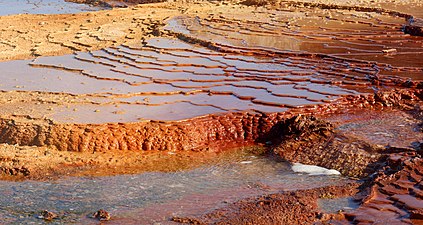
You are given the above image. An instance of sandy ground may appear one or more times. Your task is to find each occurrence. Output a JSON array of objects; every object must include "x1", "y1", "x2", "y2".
[
  {"x1": 0, "y1": 1, "x2": 250, "y2": 61},
  {"x1": 1, "y1": 0, "x2": 422, "y2": 61},
  {"x1": 0, "y1": 2, "x2": 176, "y2": 60}
]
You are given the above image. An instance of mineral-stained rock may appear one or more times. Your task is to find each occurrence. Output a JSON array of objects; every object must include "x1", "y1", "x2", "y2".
[
  {"x1": 171, "y1": 183, "x2": 359, "y2": 225},
  {"x1": 38, "y1": 210, "x2": 58, "y2": 221},
  {"x1": 270, "y1": 115, "x2": 386, "y2": 178},
  {"x1": 0, "y1": 0, "x2": 422, "y2": 223},
  {"x1": 93, "y1": 209, "x2": 111, "y2": 221},
  {"x1": 343, "y1": 154, "x2": 423, "y2": 224}
]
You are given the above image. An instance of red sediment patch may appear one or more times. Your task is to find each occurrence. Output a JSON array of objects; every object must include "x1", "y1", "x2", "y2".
[
  {"x1": 0, "y1": 88, "x2": 421, "y2": 223},
  {"x1": 344, "y1": 154, "x2": 423, "y2": 224},
  {"x1": 172, "y1": 183, "x2": 360, "y2": 225}
]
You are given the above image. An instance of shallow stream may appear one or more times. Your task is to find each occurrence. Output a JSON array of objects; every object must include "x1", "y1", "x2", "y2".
[{"x1": 0, "y1": 149, "x2": 352, "y2": 224}]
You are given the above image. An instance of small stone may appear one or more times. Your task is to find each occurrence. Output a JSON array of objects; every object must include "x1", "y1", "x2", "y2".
[
  {"x1": 112, "y1": 110, "x2": 126, "y2": 115},
  {"x1": 38, "y1": 210, "x2": 57, "y2": 221},
  {"x1": 93, "y1": 209, "x2": 111, "y2": 221},
  {"x1": 382, "y1": 48, "x2": 397, "y2": 54}
]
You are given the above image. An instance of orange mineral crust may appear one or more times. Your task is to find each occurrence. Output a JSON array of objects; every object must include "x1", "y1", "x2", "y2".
[{"x1": 0, "y1": 0, "x2": 422, "y2": 224}]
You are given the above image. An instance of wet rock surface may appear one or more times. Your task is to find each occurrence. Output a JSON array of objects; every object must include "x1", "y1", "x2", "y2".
[
  {"x1": 0, "y1": 91, "x2": 421, "y2": 223},
  {"x1": 343, "y1": 153, "x2": 423, "y2": 224},
  {"x1": 271, "y1": 115, "x2": 385, "y2": 178},
  {"x1": 172, "y1": 183, "x2": 359, "y2": 225},
  {"x1": 0, "y1": 147, "x2": 354, "y2": 224},
  {"x1": 0, "y1": 0, "x2": 422, "y2": 224},
  {"x1": 168, "y1": 100, "x2": 423, "y2": 224}
]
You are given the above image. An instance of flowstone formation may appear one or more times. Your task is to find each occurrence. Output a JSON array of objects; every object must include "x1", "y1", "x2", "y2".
[{"x1": 0, "y1": 0, "x2": 422, "y2": 224}]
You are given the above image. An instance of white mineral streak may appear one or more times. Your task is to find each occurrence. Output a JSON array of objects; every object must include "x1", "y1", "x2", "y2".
[{"x1": 291, "y1": 162, "x2": 341, "y2": 175}]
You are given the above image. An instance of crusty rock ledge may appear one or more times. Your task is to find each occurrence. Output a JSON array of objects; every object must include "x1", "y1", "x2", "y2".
[
  {"x1": 0, "y1": 89, "x2": 420, "y2": 154},
  {"x1": 168, "y1": 88, "x2": 423, "y2": 225}
]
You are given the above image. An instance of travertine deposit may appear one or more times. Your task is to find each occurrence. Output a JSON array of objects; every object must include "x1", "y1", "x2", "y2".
[{"x1": 0, "y1": 0, "x2": 422, "y2": 224}]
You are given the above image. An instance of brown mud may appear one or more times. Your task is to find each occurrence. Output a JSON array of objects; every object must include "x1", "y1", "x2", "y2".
[{"x1": 0, "y1": 0, "x2": 423, "y2": 224}]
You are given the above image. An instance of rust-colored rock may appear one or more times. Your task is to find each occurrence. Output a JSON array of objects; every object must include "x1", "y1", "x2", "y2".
[
  {"x1": 0, "y1": 0, "x2": 422, "y2": 224},
  {"x1": 343, "y1": 154, "x2": 423, "y2": 224},
  {"x1": 172, "y1": 183, "x2": 359, "y2": 225},
  {"x1": 93, "y1": 209, "x2": 111, "y2": 221},
  {"x1": 0, "y1": 89, "x2": 419, "y2": 155},
  {"x1": 166, "y1": 99, "x2": 423, "y2": 224},
  {"x1": 38, "y1": 210, "x2": 58, "y2": 221},
  {"x1": 271, "y1": 115, "x2": 386, "y2": 178}
]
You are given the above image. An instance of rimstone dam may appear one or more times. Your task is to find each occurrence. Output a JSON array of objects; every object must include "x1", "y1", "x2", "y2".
[{"x1": 0, "y1": 0, "x2": 422, "y2": 224}]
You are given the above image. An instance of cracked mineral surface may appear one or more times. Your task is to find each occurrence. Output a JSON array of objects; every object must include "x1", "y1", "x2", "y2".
[{"x1": 0, "y1": 0, "x2": 422, "y2": 224}]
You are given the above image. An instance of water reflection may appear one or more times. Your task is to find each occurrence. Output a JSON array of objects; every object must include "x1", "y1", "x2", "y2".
[
  {"x1": 0, "y1": 151, "x2": 351, "y2": 224},
  {"x1": 0, "y1": 0, "x2": 105, "y2": 16}
]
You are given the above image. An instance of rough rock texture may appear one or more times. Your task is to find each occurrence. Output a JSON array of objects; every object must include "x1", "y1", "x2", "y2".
[
  {"x1": 1, "y1": 0, "x2": 423, "y2": 62},
  {"x1": 240, "y1": 0, "x2": 423, "y2": 37},
  {"x1": 0, "y1": 2, "x2": 181, "y2": 61},
  {"x1": 0, "y1": 112, "x2": 282, "y2": 153},
  {"x1": 165, "y1": 88, "x2": 423, "y2": 224},
  {"x1": 344, "y1": 153, "x2": 423, "y2": 224},
  {"x1": 0, "y1": 89, "x2": 419, "y2": 181},
  {"x1": 0, "y1": 89, "x2": 419, "y2": 154},
  {"x1": 242, "y1": 0, "x2": 421, "y2": 20},
  {"x1": 172, "y1": 183, "x2": 359, "y2": 225},
  {"x1": 0, "y1": 0, "x2": 422, "y2": 223},
  {"x1": 271, "y1": 115, "x2": 386, "y2": 178}
]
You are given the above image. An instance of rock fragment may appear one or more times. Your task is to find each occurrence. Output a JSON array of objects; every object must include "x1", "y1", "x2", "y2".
[
  {"x1": 93, "y1": 209, "x2": 111, "y2": 221},
  {"x1": 37, "y1": 210, "x2": 58, "y2": 221}
]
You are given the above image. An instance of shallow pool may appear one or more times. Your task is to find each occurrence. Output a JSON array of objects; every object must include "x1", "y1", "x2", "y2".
[
  {"x1": 0, "y1": 0, "x2": 105, "y2": 16},
  {"x1": 0, "y1": 149, "x2": 352, "y2": 224}
]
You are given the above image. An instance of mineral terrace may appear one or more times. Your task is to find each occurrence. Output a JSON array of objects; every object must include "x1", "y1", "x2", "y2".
[{"x1": 0, "y1": 0, "x2": 422, "y2": 224}]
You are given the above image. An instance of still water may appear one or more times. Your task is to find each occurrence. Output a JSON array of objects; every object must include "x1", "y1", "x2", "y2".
[
  {"x1": 0, "y1": 150, "x2": 351, "y2": 224},
  {"x1": 0, "y1": 0, "x2": 104, "y2": 16}
]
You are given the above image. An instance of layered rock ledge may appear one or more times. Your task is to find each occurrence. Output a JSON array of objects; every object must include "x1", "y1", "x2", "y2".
[{"x1": 0, "y1": 0, "x2": 422, "y2": 224}]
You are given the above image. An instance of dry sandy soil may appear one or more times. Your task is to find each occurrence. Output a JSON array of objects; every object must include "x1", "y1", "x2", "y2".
[{"x1": 1, "y1": 0, "x2": 422, "y2": 61}]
